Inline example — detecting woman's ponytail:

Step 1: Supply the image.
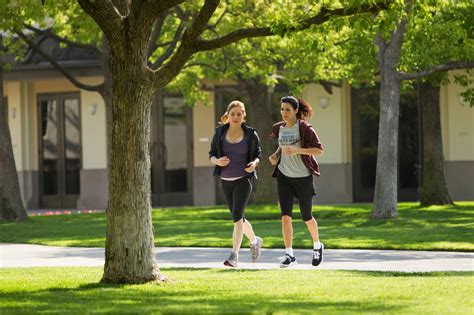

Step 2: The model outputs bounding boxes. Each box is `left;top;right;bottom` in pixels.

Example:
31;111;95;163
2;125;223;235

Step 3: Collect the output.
296;98;313;120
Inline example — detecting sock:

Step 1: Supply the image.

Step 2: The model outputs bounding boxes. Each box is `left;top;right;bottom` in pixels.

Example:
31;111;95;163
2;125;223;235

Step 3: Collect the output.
313;241;322;250
251;237;258;245
285;247;294;257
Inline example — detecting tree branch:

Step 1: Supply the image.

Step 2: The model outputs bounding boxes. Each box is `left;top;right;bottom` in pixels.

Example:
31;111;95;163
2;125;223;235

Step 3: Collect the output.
182;0;220;44
131;0;185;28
150;0;220;87
208;6;227;29
15;31;103;93
150;22;185;69
147;14;167;57
195;1;393;52
23;24;102;56
132;0;185;17
399;62;474;81
386;0;411;61
77;0;122;40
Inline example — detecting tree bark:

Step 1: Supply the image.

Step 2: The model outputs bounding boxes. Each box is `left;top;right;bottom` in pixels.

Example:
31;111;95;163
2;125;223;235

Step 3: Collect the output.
419;81;453;206
0;61;28;221
101;71;162;283
100;34;163;283
371;17;408;219
240;79;278;204
372;60;400;219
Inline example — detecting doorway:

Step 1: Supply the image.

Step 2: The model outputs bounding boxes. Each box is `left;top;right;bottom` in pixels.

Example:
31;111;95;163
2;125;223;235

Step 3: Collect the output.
38;93;81;208
151;93;193;206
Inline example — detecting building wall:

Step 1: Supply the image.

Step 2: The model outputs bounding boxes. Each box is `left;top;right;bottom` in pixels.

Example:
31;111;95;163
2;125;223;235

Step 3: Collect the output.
75;77;108;209
5;80;39;208
440;71;474;200
192;93;217;206
301;83;352;203
6;77;108;208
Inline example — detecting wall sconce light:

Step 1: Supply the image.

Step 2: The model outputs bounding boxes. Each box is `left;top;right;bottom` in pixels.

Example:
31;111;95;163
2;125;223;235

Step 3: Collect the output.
11;108;17;119
318;96;330;109
88;104;97;115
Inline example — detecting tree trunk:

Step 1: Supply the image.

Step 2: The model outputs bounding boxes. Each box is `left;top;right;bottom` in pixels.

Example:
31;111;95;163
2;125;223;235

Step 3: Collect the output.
371;1;411;219
419;81;453;206
372;65;400;219
100;51;163;283
0;62;28;221
371;24;407;219
241;79;278;204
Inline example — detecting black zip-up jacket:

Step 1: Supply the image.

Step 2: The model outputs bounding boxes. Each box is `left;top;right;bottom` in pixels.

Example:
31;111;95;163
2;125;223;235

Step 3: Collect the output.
209;123;262;177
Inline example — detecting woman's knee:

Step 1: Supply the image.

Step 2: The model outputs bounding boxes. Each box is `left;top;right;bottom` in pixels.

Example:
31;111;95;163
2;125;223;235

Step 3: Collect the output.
233;218;244;224
281;215;292;223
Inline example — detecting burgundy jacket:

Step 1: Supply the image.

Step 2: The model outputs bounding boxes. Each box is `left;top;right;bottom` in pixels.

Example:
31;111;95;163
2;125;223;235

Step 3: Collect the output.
270;119;324;177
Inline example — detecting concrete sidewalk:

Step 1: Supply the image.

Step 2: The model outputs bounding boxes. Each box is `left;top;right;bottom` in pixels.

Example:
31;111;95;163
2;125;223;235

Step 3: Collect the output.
2;243;473;272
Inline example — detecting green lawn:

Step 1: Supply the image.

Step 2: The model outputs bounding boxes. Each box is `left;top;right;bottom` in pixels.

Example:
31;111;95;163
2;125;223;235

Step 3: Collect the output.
0;267;472;314
1;202;473;251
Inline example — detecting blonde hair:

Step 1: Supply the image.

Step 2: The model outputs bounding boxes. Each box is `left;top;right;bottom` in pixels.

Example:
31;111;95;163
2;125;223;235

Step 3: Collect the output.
220;100;246;124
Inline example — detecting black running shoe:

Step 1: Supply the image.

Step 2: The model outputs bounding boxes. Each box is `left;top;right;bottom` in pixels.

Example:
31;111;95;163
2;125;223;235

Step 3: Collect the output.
279;254;297;268
223;252;238;268
312;243;324;266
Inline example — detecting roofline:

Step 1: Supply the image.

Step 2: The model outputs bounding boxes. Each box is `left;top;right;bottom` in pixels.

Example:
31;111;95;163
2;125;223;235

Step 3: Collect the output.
5;61;103;80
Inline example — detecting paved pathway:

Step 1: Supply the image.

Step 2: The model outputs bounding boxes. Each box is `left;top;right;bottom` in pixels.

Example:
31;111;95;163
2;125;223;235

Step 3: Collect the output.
1;244;473;272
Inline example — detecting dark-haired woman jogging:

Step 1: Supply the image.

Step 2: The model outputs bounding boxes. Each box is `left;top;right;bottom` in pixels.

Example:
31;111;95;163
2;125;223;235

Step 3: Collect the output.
269;96;324;268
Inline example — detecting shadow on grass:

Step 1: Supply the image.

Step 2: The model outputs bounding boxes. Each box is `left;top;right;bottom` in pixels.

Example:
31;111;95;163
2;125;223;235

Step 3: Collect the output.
0;282;405;314
2;268;472;313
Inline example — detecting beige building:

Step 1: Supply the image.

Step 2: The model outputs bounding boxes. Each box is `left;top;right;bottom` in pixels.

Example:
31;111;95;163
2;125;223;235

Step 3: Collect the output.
3;47;473;209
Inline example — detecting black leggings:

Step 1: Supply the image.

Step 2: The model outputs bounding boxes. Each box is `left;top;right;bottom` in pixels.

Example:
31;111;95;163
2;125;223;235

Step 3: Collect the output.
276;169;315;222
221;176;252;222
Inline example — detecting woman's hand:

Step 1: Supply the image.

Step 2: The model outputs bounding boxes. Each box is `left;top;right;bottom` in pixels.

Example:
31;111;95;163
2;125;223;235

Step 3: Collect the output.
245;160;257;173
282;146;300;156
215;156;230;167
269;154;278;166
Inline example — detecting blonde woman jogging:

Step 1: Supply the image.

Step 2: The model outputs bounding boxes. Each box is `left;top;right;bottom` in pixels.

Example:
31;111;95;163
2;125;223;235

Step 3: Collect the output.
209;101;263;267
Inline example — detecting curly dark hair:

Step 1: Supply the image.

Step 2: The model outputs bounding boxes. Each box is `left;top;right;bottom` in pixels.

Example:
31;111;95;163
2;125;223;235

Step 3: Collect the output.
280;96;313;120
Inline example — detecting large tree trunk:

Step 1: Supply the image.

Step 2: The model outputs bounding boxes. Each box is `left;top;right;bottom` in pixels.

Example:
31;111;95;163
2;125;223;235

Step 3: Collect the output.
371;15;408;219
372;64;400;219
419;81;453;206
241;79;278;204
0;61;28;221
100;45;162;284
